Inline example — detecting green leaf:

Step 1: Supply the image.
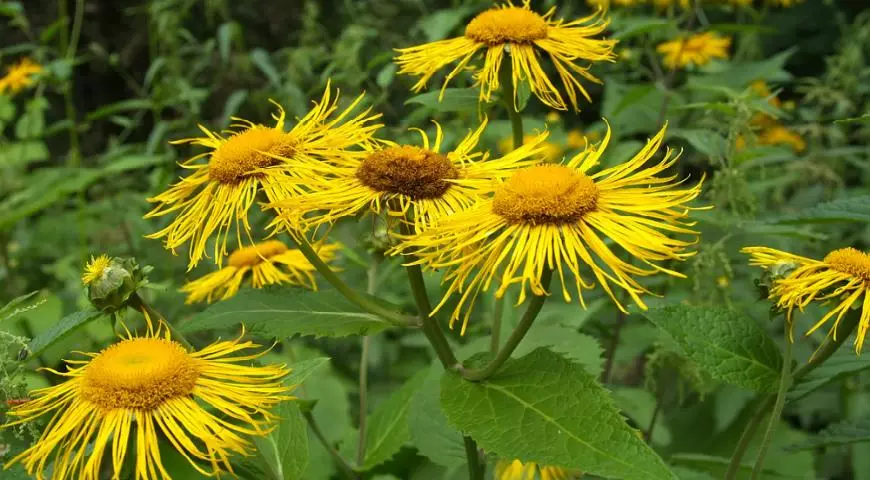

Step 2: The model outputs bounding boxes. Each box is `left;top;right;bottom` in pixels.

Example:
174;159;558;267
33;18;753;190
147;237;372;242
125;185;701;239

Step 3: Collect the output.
787;348;870;402
86;99;153;121
770;195;870;224
0;291;40;320
669;129;727;157
0;141;49;168
440;348;676;480
787;417;870;451
217;22;240;63
612;387;672;446
642;304;782;393
687;48;796;91
253;402;309;480
26;310;104;359
612;16;675;39
360;370;427;470
420;7;474;41
408;366;466;468
405;88;483;113
285;357;330;387
180;289;393;339
250;48;281;86
515;78;532;112
512;325;604;377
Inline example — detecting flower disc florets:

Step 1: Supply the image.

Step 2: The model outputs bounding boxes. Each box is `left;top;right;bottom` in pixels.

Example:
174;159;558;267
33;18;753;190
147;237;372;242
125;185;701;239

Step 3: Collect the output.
208;127;296;184
825;247;870;282
356;145;459;200
465;7;549;45
492;165;600;224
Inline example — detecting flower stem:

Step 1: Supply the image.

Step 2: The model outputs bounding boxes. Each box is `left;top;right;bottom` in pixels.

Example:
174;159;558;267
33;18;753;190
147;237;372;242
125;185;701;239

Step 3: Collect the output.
464;435;485;480
499;61;524;150
461;269;553;382
724;312;860;479
303;410;358;480
403;259;459;369
289;235;415;327
128;293;194;351
751;327;793;479
356;262;378;465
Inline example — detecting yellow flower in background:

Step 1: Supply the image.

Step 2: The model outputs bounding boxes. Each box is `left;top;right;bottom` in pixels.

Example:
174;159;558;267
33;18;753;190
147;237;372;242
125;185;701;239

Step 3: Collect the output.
657;32;731;69
743;247;870;353
500;133;563;163
270;119;548;235
0;58;42;95
394;124;705;333
545;111;561;124
182;240;340;303
758;125;806;153
396;1;616;111
3;321;290;480
81;254;112;285
737;81;805;154
146;83;381;270
566;129;601;149
496;459;577;480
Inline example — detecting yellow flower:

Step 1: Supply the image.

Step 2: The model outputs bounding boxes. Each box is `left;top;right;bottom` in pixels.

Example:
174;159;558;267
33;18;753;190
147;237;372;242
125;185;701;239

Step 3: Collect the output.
271;119;548;235
182;240;339;303
81;254;112;285
500;133;563;163
3;322;290;479
743;247;870;353
496;459;577;480
657;32;731;69
545;111;561;124
566;129;600;149
0;58;42;95
393;124;705;333
145;83;381;270
395;1;616;111
758;125;806;153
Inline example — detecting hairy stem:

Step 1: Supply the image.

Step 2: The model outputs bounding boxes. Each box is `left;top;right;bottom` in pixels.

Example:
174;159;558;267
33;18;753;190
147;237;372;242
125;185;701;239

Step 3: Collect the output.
403;259;458;369
751;329;793;479
464;435;485;480
461;269;553;382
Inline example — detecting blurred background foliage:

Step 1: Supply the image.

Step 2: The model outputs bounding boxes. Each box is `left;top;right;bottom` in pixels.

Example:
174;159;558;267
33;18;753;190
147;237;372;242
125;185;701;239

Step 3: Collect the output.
2;0;870;479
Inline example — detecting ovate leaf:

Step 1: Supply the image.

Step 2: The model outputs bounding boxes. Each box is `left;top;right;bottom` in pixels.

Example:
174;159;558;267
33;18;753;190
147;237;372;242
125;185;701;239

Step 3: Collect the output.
787;348;870;402
787;417;870;451
441;349;676;480
408;366;466;467
771;195;870;224
285;357;330;388
360;371;428;470
26;310;104;359
642;304;782;393
253;401;309;480
180;289;393;339
406;88;483;113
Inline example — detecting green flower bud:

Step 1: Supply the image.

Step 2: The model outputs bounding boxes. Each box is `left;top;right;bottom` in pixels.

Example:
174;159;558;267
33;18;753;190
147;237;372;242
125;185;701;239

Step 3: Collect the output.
82;255;151;313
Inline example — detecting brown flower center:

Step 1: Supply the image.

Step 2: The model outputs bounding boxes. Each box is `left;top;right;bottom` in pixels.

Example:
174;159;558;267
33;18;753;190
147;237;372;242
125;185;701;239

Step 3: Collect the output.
356;146;458;200
465;7;548;45
492;165;600;225
825;248;870;282
208;126;296;184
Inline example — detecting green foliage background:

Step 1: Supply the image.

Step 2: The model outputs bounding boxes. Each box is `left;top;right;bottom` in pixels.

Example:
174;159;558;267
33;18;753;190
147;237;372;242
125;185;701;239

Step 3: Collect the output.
2;0;870;479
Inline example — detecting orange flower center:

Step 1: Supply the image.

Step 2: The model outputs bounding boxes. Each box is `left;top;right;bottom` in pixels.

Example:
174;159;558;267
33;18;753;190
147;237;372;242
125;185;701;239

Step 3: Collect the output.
492;165;599;225
81;338;199;410
208;126;296;184
465;7;548;45
228;240;289;268
356;145;458;200
825;248;870;282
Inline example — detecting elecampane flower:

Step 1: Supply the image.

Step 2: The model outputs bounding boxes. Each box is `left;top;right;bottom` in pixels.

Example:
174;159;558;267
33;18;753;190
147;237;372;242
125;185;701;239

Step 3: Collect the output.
146;83;381;270
743;246;870;353
394;124;705;333
758;125;806;153
657;32;731;69
182;239;339;303
395;1;616;111
3;322;290;480
82;254;112;285
496;459;577;480
270;119;548;234
0;57;42;95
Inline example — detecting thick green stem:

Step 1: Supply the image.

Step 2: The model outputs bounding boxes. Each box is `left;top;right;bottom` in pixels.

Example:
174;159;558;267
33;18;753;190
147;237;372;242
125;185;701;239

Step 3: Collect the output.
751;329;793;479
462;269;553;382
303;411;358;480
491;297;504;354
128;293;194;351
725;312;860;479
463;435;485;480
404;260;459;369
289;236;414;327
499;63;524;150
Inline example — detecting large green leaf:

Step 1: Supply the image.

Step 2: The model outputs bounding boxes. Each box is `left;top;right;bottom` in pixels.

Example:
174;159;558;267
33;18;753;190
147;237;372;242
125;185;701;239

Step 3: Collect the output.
26;310;104;359
512;325;604;377
642;304;782;393
285;357;330;387
360;370;428;470
405;88;484;113
787;417;870;451
253;402;309;480
441;348;676;480
770;195;870;224
408;366;467;468
787;348;870;402
180;289;393;339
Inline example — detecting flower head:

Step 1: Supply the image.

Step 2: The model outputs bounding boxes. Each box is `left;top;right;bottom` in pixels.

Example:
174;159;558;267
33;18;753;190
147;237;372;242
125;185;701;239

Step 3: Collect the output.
496;459;577;480
271;119;548;235
394;123;705;333
145;83;381;270
3;322;290;479
82;255;112;286
182;240;340;303
0;58;42;95
396;1;616;111
743;246;870;353
657;32;731;69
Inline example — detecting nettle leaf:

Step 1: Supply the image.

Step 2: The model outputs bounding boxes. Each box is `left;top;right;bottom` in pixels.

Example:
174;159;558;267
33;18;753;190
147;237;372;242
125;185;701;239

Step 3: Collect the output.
642;304;782;393
441;348;676;480
788;348;870;402
180;289;393;339
771;195;870;224
360;370;428;470
513;325;604;377
408;366;467;468
253;401;309;480
26;310;104;359
787;417;870;451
